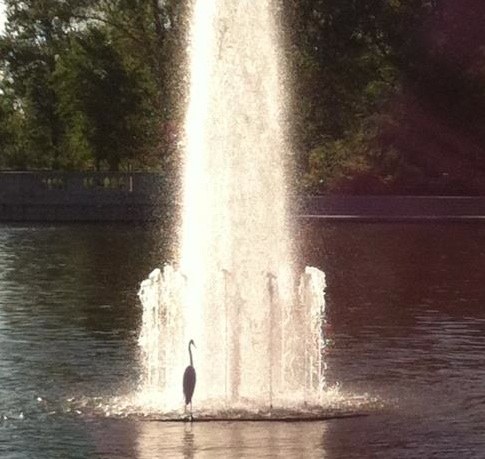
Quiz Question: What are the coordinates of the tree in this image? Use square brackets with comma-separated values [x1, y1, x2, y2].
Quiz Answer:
[0, 0, 180, 171]
[54, 28, 147, 170]
[283, 0, 400, 191]
[0, 0, 95, 168]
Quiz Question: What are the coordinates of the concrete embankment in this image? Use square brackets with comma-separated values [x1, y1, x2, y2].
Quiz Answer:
[1, 172, 485, 222]
[0, 172, 162, 222]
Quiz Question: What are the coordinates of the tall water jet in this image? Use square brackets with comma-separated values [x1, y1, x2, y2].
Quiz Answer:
[138, 0, 326, 413]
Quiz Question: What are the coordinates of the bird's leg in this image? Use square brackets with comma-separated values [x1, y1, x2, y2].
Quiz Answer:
[190, 401, 193, 422]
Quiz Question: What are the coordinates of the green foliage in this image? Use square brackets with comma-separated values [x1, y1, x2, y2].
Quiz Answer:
[0, 0, 483, 195]
[55, 29, 145, 170]
[306, 133, 370, 192]
[0, 0, 179, 171]
[286, 0, 485, 194]
[0, 0, 93, 168]
[286, 0, 401, 177]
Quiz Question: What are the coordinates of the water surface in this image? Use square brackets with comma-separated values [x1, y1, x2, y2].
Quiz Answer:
[1, 222, 485, 458]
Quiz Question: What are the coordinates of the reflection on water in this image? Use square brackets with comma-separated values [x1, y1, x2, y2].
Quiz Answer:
[133, 421, 328, 459]
[1, 223, 485, 458]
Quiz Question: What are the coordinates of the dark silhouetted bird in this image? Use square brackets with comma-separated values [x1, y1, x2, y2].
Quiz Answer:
[183, 339, 196, 419]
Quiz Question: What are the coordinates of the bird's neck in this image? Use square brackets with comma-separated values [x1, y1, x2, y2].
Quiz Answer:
[189, 344, 193, 367]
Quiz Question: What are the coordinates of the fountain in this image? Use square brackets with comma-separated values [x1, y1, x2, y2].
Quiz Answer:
[137, 0, 327, 416]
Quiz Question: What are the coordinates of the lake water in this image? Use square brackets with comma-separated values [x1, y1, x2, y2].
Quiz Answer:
[0, 222, 484, 458]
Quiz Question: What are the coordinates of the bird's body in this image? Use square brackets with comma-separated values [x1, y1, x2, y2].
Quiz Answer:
[183, 365, 196, 405]
[183, 339, 196, 419]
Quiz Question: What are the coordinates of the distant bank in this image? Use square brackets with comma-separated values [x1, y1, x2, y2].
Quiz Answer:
[1, 172, 485, 222]
[0, 171, 163, 222]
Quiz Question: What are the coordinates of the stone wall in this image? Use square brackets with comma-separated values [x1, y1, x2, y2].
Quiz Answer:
[0, 172, 164, 221]
[1, 172, 484, 222]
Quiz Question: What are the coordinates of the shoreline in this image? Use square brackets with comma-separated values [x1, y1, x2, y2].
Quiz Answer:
[2, 196, 485, 222]
[1, 172, 485, 222]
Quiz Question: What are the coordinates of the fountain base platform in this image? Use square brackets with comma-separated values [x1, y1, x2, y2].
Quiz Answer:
[142, 411, 370, 423]
[144, 413, 369, 423]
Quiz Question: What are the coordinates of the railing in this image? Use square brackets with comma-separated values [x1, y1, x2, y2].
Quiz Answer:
[0, 171, 164, 203]
[0, 172, 165, 221]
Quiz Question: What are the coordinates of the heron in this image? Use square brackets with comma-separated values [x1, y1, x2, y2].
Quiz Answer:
[183, 339, 196, 420]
